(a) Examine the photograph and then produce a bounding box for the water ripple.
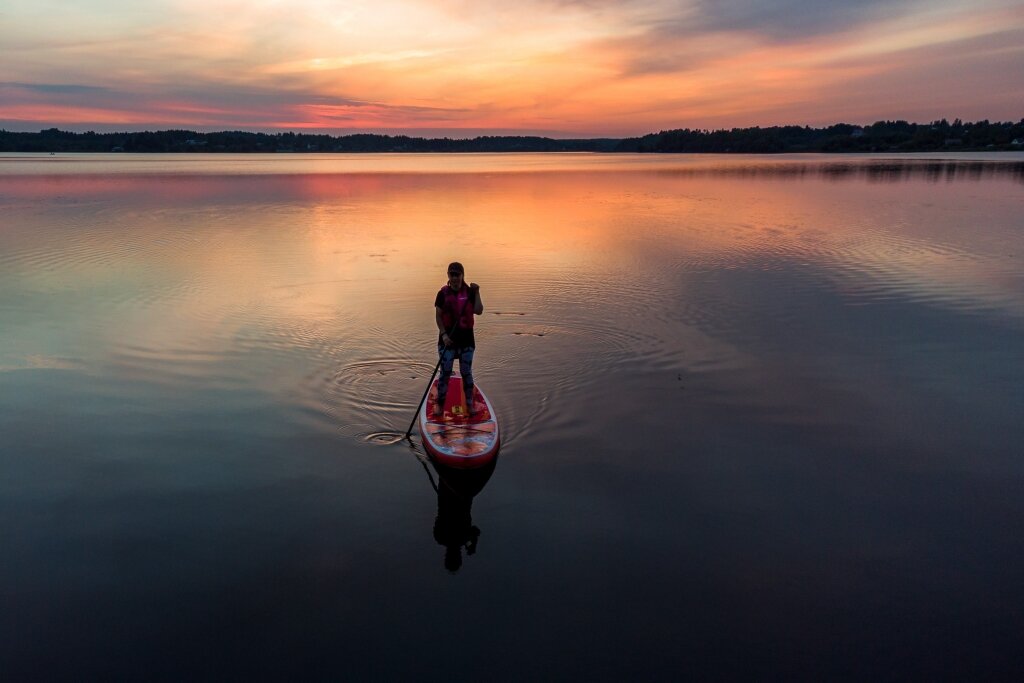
[310,357,435,442]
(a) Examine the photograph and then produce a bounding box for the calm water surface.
[2,153,1023,679]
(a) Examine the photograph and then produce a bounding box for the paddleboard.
[419,375,500,469]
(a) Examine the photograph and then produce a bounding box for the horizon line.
[5,116,1024,142]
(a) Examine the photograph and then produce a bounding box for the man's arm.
[436,306,453,346]
[470,283,484,315]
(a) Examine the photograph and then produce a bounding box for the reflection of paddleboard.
[419,376,500,469]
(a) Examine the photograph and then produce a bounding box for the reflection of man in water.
[427,452,496,573]
[433,477,480,573]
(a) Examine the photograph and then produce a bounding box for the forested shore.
[2,119,1022,153]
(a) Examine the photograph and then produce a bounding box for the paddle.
[404,342,448,439]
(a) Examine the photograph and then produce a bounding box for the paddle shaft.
[404,287,476,439]
[405,352,445,438]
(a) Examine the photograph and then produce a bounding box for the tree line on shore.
[2,119,1022,153]
[626,119,1024,153]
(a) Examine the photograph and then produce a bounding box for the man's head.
[447,262,464,288]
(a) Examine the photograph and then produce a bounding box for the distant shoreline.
[3,118,1022,154]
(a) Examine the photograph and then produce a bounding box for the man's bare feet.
[432,402,443,417]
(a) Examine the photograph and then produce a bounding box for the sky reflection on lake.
[2,154,1023,679]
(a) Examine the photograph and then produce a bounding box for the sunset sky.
[2,0,1023,137]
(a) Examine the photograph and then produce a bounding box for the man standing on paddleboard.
[434,262,484,416]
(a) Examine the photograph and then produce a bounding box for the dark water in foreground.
[2,153,1023,680]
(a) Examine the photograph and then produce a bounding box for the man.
[434,262,484,416]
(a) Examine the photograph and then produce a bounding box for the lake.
[2,152,1023,679]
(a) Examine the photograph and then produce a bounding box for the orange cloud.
[2,0,1021,135]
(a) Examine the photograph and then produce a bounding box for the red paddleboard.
[419,376,500,469]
